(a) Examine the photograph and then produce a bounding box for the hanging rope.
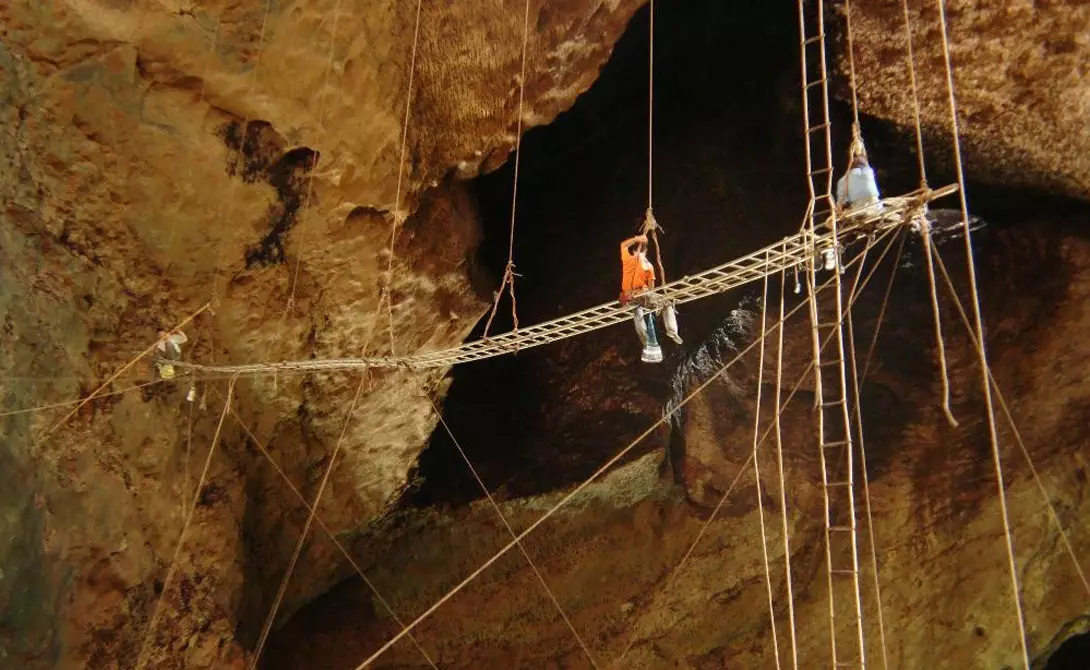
[608,235,894,668]
[774,242,801,670]
[249,374,369,668]
[843,0,861,131]
[283,1,347,319]
[899,0,929,186]
[430,400,601,669]
[35,303,210,441]
[843,258,892,670]
[647,0,654,214]
[929,243,1090,600]
[226,406,439,668]
[373,0,426,357]
[482,0,533,340]
[752,253,783,670]
[133,375,237,670]
[933,1,1030,667]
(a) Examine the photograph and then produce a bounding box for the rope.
[753,253,782,670]
[0,379,165,418]
[353,238,889,670]
[899,0,929,186]
[226,406,439,668]
[163,16,222,277]
[133,375,237,670]
[774,243,801,670]
[610,233,893,667]
[647,0,654,214]
[283,1,346,319]
[860,231,907,382]
[919,217,958,427]
[928,243,1090,600]
[934,1,1030,666]
[482,0,533,340]
[843,264,892,670]
[430,401,601,669]
[843,0,861,131]
[209,0,274,310]
[35,303,210,441]
[374,0,426,357]
[249,374,370,668]
[171,188,954,379]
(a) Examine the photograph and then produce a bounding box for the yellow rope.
[610,234,896,668]
[226,406,439,668]
[283,1,347,320]
[899,0,929,186]
[482,0,533,339]
[843,262,892,670]
[133,375,237,670]
[35,303,210,441]
[773,243,800,670]
[753,252,783,670]
[843,0,861,131]
[374,0,426,357]
[929,243,1090,600]
[647,0,655,213]
[430,401,601,669]
[934,1,1030,666]
[248,374,369,667]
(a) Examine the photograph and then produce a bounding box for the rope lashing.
[641,208,668,286]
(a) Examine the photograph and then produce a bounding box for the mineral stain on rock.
[217,119,318,267]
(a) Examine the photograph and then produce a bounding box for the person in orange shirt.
[620,234,681,363]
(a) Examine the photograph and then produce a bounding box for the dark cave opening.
[403,0,1090,510]
[1045,632,1090,670]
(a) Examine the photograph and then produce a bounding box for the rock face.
[843,0,1090,200]
[0,0,644,667]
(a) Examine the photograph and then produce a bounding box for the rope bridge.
[172,185,955,378]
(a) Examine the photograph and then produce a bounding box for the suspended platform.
[171,184,956,378]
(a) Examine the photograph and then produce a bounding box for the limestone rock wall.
[0,0,644,666]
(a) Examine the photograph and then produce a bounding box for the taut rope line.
[843,252,892,670]
[133,376,237,670]
[482,0,534,340]
[753,252,783,670]
[283,0,347,319]
[899,0,929,185]
[374,0,427,357]
[929,242,1090,600]
[352,234,891,669]
[774,242,801,670]
[226,406,439,668]
[248,374,369,668]
[35,303,210,442]
[431,401,602,669]
[934,0,1030,666]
